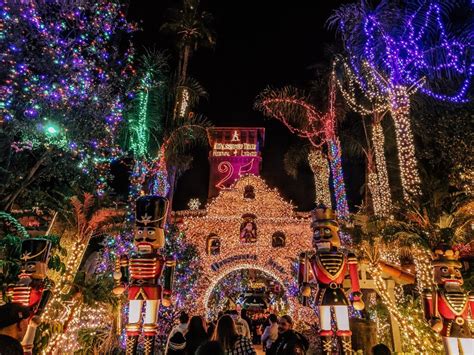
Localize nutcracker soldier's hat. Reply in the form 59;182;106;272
311;203;339;228
432;243;462;267
135;195;169;229
20;238;52;264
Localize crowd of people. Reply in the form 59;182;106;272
0;302;392;354
165;309;309;355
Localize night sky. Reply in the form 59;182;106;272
127;0;364;211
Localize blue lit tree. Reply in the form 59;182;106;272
329;0;472;202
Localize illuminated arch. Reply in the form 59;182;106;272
202;263;295;316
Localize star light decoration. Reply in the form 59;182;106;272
256;81;350;220
332;1;473;201
175;175;315;323
187;198;201;210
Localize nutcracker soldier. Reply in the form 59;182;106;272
8;238;53;354
298;205;364;354
113;195;176;355
422;245;473;355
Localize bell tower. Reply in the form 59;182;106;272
207;127;265;198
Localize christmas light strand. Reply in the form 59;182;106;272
368;265;442;353
332;58;393;214
256;85;350;218
327;139;350;219
371;122;392;216
389;86;421;201
307;149;332;207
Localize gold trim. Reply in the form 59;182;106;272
316;253;344;280
134;287;148;300
440;290;467;316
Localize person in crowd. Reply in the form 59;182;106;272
212;315;256;355
241;309;252;330
229;309;251;338
196;340;225;355
269;315;308;355
185;316;209;355
372;343;392;355
207;311;224;338
250;313;261;345
261;314;279;354
0;303;32;355
165;311;189;355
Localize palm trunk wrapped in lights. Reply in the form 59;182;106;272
308;148;332;207
412;248;433;293
327;138;350;219
389;86;421;202
371;120;392;216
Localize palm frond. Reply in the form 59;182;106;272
88;209;123;232
82;193;94;219
164;114;212;168
69;196;86;229
255;86;325;144
178;76;209;106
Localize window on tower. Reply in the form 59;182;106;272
244;185;255;199
272;231;286;248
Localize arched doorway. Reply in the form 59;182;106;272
205;265;291;318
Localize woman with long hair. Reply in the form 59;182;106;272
212;315;256;355
185;316;209;355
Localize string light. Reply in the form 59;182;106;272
187;198;201;210
43;302;112;354
129;86;149;158
256;82;350;219
389;86;421;201
1;1;137;196
307;149;331;207
368;264;443;353
332;58;392;214
371;122;392;216
177;87;190;118
328;138;350;219
335;1;473;201
412;248;433;293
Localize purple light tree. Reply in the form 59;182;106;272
329;0;472;202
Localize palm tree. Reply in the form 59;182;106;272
161;0;216;84
123;51;211;202
161;113;212;209
383;186;473;291
255;79;351;219
332;56;393;216
282;143;332;208
328;0;472;202
42;193;123;352
58;193;124;292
